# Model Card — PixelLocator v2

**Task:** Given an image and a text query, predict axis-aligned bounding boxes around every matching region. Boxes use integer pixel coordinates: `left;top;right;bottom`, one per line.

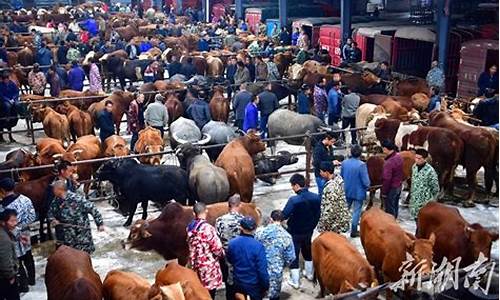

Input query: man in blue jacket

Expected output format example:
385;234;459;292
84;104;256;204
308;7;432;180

327;81;341;125
67;61;85;91
282;173;321;289
82;18;98;37
36;43;53;73
227;217;269;300
186;90;212;129
340;144;370;237
96;100;116;142
243;95;259;133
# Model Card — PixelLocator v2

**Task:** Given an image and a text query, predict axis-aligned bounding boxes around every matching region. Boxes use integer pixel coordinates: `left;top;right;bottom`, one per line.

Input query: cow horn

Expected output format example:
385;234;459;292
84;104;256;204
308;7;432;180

172;131;189;144
196;133;211;145
72;149;84;155
52;153;63;159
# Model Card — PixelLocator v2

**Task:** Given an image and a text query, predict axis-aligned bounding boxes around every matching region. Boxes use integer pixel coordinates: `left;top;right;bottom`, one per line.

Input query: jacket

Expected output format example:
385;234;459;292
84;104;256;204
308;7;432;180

316;176;351;233
36;47;53;66
257;91;278;116
167;61;182;78
226;64;237;83
247;63;256;82
473;96;499;126
0;227;17;280
313;142;335;176
127;100;145;133
477;72;499;96
313;85;327;114
282;188;321;235
96;110;115;138
56;46;68;65
327;87;341;115
297;91;310;114
1;194;36;257
187;99;212;129
410;163;439;218
382;151;404;196
28;71;47;95
255;61;268;81
341;92;360;118
227;233;269;297
340;157;370;201
233;90;252;121
67;66;85;91
234;67;251;85
66;47;81;63
243;102;258;132
0;81;19;103
180;63;197;79
144;101;169;127
427;95;441;112
426;67;445;89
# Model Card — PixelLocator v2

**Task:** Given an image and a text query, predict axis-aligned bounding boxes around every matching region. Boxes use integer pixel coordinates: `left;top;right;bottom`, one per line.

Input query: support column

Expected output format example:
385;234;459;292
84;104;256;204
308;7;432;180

340;0;352;45
235;0;243;21
202;0;209;22
437;0;450;73
176;0;182;15
279;0;287;29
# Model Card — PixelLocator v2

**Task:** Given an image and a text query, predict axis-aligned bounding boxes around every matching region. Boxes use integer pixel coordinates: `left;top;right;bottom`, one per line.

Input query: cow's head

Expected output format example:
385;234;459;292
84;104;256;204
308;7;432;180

111;144;130;157
405;232;435;275
373;118;400;144
144;144;164;165
95;159;127;181
465;224;499;261
242;131;266;155
287;63;306;86
122;219;152;250
175;143;201;169
148;282;188;300
361;69;380;87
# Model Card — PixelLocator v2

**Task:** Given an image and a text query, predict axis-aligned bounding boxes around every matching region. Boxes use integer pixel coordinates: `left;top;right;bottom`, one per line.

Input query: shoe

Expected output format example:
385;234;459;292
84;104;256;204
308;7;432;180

287;269;300;289
350;232;360;238
303;261;314;281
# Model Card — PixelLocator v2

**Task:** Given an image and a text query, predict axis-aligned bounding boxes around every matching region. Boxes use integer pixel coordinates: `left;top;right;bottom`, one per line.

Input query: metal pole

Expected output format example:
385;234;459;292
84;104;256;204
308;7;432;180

29;115;35;145
205;0;210;22
340;0;352;45
176;0;182;14
235;0;243;21
278;0;287;29
304;135;312;187
437;0;450;73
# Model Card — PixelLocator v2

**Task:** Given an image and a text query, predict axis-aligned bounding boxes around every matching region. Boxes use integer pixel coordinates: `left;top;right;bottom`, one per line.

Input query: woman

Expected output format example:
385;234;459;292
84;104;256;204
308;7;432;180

47;65;61;97
88;57;102;93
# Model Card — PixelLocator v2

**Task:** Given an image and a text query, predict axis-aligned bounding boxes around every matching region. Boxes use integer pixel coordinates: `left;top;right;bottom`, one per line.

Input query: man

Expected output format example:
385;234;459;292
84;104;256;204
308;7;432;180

255;56;268;81
0;72;19;114
297;84;311;115
65;28;77;43
186;202;224;299
477;65;499;96
426;60;445;91
340;144;370;237
0;209;19;300
266;55;280;81
66;43;81;64
227;217;269;300
126;40;138;60
243;95;259;133
381;140;404;219
96;100;115;142
313;78;328;121
167;55;182;78
47;180;104;253
282;174;321;289
473;90;498;129
427;86;441;112
410;149;439;220
180;57;197;80
128;93;145;152
297;28;309;50
225;56;238;99
291;28;300;46
316;162;351;234
246;57;256;82
187;90;212;129
144;94;169;137
341;38;353;63
216;195;244;300
28;63;46;96
341;86;360;144
312;131;339;195
67;61;85;91
255;210;295;300
47;64;61;97
327;81;341;125
32;29;42;51
56;41;68;65
234;61;251;86
36;43;53;72
374;61;392;93
257;84;279;138
350;42;362;63
54;160;78;192
233;83;253;130
0;179;36;292
279;27;290;46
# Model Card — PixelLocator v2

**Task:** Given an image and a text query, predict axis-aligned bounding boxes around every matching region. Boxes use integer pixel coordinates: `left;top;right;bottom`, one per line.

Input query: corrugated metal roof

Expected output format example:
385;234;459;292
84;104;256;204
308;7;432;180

394;26;435;42
461;39;499;50
355;26;398;37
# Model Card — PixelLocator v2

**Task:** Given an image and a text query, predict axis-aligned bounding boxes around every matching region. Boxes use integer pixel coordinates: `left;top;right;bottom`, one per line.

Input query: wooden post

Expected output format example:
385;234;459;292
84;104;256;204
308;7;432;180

288;93;292;110
29;114;35;145
304;135;312;187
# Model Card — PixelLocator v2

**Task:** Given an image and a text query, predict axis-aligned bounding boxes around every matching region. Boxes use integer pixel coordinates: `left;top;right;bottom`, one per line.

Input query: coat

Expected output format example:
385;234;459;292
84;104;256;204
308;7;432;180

316;176;351;233
186;99;212;129
96;110;115;140
88;63;102;93
28;71;47;95
127;100;144;133
67;66;85;91
47;191;103;253
255;223;295;299
234;67;251;86
313;85;327;115
410;163;439;218
255;61;268;81
233;90;252;121
297;91;310;114
327;87;341;116
243;102;258;132
0;194;36;257
144;101;169;128
0;227;17;280
257;91;278;116
282;188;321;235
340;157;370;201
382;151;404;196
36;47;52;67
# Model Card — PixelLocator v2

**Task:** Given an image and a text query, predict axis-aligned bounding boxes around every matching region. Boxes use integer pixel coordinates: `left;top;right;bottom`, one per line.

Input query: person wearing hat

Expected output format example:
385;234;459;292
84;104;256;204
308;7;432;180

282;173;321;289
47;180;104;254
0;178;36;292
312;131;341;196
227;216;269;300
297;84;311;115
96;100;116;142
255;210;295;300
381;139;404;218
0;209;19;300
144;93;169;138
186;89;212;130
27;63;46;96
186;202;224;299
410;149;439;219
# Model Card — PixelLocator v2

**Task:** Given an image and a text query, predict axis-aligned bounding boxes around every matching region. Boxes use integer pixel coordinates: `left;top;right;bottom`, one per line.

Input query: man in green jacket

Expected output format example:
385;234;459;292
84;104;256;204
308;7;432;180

0;209;19;300
410;149;439;219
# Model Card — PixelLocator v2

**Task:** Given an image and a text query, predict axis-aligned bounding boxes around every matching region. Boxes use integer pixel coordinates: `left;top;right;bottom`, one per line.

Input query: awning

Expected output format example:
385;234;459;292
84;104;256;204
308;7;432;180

394;26;435;42
356;26;397;38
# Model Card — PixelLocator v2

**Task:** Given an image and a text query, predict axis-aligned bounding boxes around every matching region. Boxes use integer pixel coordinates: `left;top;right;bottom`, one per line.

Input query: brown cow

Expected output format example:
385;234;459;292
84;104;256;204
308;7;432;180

361;93;430;113
123;201;260;264
340;71;380;94
360;207;435;285
215;131;266;202
155;261;211;300
0;148;38;182
165;93;184;124
56;102;94;141
59;90;107;110
180;56;207;75
274;51;294;77
17;47;34;66
45;245;103;300
312;232;377;297
391;77;429;97
209;86;229;123
134;127;164;165
206;55;224;77
103;135;129;157
36;137;66;165
417;202;498;267
32;106;71;144
88;91;135;135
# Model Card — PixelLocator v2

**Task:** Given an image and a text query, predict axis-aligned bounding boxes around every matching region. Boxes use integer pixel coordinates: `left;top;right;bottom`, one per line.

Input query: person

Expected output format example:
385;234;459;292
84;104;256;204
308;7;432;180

128;93;145;152
65;28;77;43
327;81;341;125
297;28;309;50
0;209;19;300
341;86;360;144
350;42;362;63
410;149;439;220
340;144;370;237
167;55;182;78
316;162;351;234
67;60;85;91
198;35;209;52
48;180;104;254
36;43;53;71
266;55;280;81
473;90;499;128
28;63;47;96
227;217;269;300
257;84;279;138
0;178;36;292
427;86;441;112
88;57;102;93
258;21;266;36
341;38;353;63
246;57;256;82
186;202;224;299
282;174;320;289
143;61;157;83
243;95;259;133
54;160;78;192
225;56;238;99
47;64;61;97
381;140;404;219
66;43;81;63
426;60;445;91
234;61;251;86
255;56;268;81
297;84;311;114
279;27;291;46
32;29;42;51
0;72;19;113
291;28;300;46
233;83;253;130
144;93;169;137
56;41;68;65
126;40;138;60
477;65;499;96
139;37;152;53
255;210;295;300
374;61;392;93
83;17;98;37
313;78;328;121
187;90;212;129
96;100;115;142
180;57;197;79
215;195;244;300
312;131;339;195
294;48;309;65
239;20;248;32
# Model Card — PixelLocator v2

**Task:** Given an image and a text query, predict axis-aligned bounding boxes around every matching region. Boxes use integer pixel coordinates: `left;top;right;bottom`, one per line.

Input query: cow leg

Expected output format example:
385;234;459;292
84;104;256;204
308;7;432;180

46;217;52;240
39;217;45;242
124;203;138;227
0;130;6;143
464;165;479;207
141;200;148;220
119;76;126;91
366;189;375;210
7;127;15;143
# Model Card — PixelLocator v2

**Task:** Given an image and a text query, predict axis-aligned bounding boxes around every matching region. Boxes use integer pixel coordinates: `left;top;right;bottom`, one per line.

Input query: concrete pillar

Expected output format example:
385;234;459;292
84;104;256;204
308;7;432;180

437;0;450;72
235;0;243;21
340;0;352;45
176;0;182;15
202;0;209;22
279;0;287;29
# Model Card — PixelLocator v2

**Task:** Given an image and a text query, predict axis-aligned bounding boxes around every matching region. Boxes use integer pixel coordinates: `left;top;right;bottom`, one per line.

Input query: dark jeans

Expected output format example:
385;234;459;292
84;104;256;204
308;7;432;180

99;131;113;144
290;232;312;268
220;258;235;300
259;114;270;139
384;187;402;219
342;116;357;144
328;112;340;125
130;131;139;152
234;119;243;131
234;284;263;300
346;198;363;234
315;175;326;196
0;278;20;300
18;250;35;288
152;126;164;138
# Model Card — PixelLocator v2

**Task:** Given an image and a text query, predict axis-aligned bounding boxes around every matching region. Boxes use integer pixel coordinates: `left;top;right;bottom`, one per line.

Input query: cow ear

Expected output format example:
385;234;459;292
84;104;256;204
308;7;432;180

464;226;475;240
489;230;499;241
340;280;356;292
428;232;436;246
141;229;152;238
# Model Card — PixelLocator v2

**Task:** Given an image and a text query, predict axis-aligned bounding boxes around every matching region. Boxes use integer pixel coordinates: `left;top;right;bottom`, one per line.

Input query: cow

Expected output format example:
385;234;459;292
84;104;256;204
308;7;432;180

253;151;299;185
122;201;260;264
175;143;230;203
355;104;387;146
88;91;135;135
45;245;103;300
36;137;66;166
155;261;211;300
17;47;34;66
59;90;107;110
0;148;38;182
134;127;164;165
55;102;94;141
340;70;381;94
206;55;224;77
209;86;229;122
96;159;190;226
215;131;266;202
268;109;325;146
360;208;435;287
391;77;429;97
201;121;239;162
103;135;130;157
31;105;71;145
312;232;377;297
169;117;211;150
165;93;184;124
417;202;498;267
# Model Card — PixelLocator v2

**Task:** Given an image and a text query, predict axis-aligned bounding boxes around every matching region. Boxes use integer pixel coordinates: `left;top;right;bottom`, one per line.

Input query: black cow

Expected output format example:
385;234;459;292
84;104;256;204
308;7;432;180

96;159;191;226
102;57;161;91
254;151;299;184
